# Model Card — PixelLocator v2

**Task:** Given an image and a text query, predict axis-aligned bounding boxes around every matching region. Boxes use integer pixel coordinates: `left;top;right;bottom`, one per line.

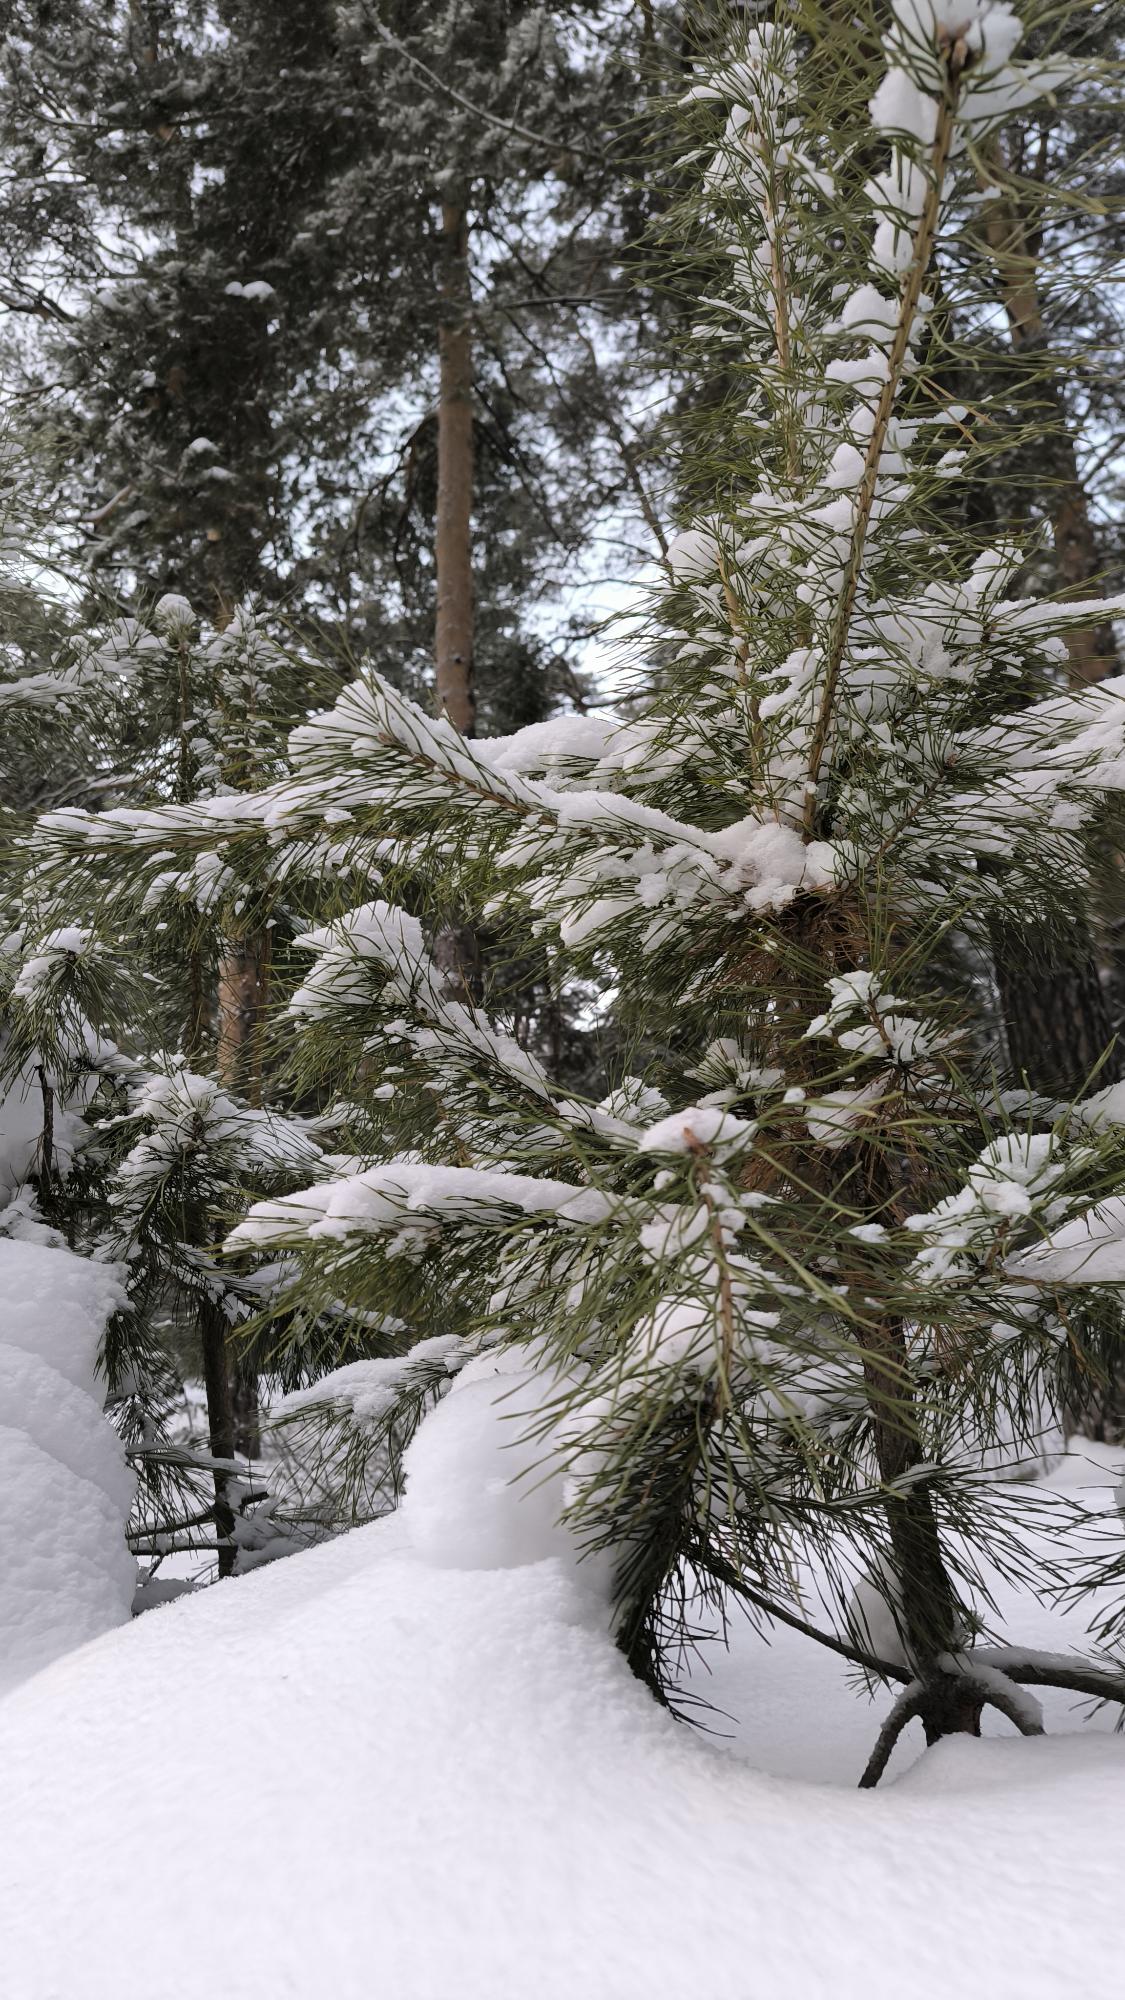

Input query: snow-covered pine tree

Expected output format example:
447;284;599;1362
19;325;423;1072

34;0;1125;1769
2;590;347;1576
0;442;132;1229
0;460;145;1654
673;3;1125;1106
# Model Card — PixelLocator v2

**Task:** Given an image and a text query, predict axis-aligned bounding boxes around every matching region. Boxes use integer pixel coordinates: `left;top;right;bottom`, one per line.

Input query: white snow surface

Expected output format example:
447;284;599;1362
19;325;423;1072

0;1237;134;1696
0;1066;90;1201
230;1158;618;1247
1;1394;1123;1996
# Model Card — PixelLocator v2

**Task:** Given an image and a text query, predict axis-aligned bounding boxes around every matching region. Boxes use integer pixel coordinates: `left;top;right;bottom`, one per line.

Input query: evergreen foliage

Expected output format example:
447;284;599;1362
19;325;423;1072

0;0;662;730
0;585;348;1576
29;0;1125;1768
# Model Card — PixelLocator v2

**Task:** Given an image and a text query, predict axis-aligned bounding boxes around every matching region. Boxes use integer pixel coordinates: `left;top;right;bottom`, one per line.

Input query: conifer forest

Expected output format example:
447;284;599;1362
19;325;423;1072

2;4;1125;1995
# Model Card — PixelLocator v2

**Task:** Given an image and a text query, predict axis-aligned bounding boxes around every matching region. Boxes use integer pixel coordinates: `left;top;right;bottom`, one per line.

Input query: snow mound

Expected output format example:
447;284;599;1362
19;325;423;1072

0;1237;135;1695
401;1351;613;1605
0;1491;1123;1995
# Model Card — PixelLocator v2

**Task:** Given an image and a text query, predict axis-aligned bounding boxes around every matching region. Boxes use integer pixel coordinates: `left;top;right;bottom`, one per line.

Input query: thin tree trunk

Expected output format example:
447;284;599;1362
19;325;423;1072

137;6;269;1481
435;199;475;737
199;1285;237;1578
845;1116;983;1741
35;1063;54;1189
216;930;272;1105
857;1315;982;1739
230;1362;261;1462
779;908;978;1743
215;927;271;1458
173;606;246;1515
431;196;481;1003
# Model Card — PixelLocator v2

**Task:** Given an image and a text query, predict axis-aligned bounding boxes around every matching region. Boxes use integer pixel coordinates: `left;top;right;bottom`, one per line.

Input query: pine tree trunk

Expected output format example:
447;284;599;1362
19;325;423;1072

846;1129;982;1741
435;200;475;737
1052;460;1118;682
216;930;272;1105
173;609;247;1512
216;928;271;1458
993;935;1119;1097
230;1361;261;1462
782;908;978;1743
858;1316;983;1740
199;1286;237;1578
431;197;481;1001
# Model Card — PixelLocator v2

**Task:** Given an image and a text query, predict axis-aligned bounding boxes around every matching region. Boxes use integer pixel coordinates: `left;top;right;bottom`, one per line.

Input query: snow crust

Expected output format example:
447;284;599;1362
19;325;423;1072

0;1238;134;1695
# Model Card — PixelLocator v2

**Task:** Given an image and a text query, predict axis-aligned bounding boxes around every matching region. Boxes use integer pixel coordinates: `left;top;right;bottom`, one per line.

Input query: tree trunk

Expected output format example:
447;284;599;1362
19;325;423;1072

853;1289;981;1739
431;196;482;1007
790;929;977;1743
216;929;272;1105
993;935;1118;1098
199;1287;237;1578
230;1361;261;1462
216;927;271;1458
435;200;475;737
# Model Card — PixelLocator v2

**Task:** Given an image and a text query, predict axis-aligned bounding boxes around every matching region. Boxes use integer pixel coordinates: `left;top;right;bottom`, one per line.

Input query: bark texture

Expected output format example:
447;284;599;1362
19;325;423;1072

230;1362;262;1462
993;935;1119;1097
216;930;272;1106
431;198;482;1010
851;1218;982;1741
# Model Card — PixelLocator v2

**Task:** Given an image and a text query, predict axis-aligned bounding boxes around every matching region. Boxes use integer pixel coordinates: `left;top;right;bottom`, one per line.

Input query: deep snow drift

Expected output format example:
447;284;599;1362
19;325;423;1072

0;1235;134;1695
1;1361;1123;1999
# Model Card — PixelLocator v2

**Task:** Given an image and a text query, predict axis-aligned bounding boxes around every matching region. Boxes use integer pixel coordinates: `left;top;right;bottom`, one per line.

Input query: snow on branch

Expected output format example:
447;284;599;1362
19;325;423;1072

290;899;643;1142
228;1159;623;1254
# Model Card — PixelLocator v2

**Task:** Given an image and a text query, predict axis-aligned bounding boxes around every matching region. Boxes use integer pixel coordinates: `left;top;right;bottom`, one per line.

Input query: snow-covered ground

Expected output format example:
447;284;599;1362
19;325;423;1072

1;1414;1123;1999
700;1441;1125;1787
